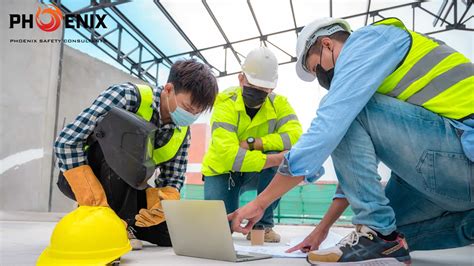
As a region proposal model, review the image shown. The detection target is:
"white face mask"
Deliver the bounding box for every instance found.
[166,91,199,126]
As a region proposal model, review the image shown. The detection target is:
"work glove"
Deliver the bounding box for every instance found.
[135,186,180,227]
[63,165,109,207]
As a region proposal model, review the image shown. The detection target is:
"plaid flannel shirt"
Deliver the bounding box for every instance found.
[53,83,190,191]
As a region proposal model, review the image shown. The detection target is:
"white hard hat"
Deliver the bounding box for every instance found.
[242,47,278,89]
[295,17,351,82]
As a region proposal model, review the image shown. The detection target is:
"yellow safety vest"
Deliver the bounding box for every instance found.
[134,84,189,165]
[201,87,303,176]
[374,18,473,120]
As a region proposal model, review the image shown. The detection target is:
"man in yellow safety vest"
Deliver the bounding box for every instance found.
[55,59,218,250]
[202,47,303,243]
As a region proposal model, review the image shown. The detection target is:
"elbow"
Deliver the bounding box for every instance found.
[53,138,63,158]
[53,133,70,161]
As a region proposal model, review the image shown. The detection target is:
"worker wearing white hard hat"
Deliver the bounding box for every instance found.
[202,47,303,243]
[295,17,351,83]
[229,16,474,265]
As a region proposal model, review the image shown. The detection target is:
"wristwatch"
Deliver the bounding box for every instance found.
[246,137,255,150]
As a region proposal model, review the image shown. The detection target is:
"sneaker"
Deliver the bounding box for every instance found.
[306,225,411,265]
[127,226,143,250]
[246,227,281,243]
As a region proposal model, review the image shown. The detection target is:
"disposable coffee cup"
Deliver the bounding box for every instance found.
[250,224,265,246]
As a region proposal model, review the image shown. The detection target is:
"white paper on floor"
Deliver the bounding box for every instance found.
[234,231,344,258]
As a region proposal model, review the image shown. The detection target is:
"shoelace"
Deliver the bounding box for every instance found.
[336,230,372,247]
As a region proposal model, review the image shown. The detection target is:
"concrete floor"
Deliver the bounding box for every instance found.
[1,211,473,265]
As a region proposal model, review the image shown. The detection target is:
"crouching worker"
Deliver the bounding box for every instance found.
[54,59,219,250]
[202,47,303,243]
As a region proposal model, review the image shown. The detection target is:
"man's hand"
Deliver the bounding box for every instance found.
[135,208,165,227]
[227,200,265,234]
[228,173,304,234]
[286,198,350,253]
[286,226,329,253]
[135,187,180,227]
[239,138,286,169]
[63,165,109,207]
[239,140,249,149]
[263,151,287,169]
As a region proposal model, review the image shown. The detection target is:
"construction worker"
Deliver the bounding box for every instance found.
[202,47,303,243]
[229,17,473,264]
[54,59,219,250]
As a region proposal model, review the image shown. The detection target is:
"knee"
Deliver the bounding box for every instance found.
[461,211,474,242]
[352,94,400,128]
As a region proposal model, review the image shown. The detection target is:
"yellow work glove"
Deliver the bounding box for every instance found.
[135,186,180,227]
[63,165,109,207]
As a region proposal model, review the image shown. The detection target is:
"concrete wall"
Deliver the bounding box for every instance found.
[50,46,143,212]
[1,0,144,212]
[1,0,62,212]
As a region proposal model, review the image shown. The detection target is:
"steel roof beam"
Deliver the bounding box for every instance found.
[201,0,242,65]
[109,6,173,66]
[247,0,266,46]
[68,0,131,15]
[154,0,220,72]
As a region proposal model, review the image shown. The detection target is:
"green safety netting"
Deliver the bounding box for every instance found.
[181,184,353,225]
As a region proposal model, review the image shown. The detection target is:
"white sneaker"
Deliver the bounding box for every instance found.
[127,226,143,250]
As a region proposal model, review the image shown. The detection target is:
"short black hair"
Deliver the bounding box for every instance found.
[307,31,351,56]
[167,59,219,112]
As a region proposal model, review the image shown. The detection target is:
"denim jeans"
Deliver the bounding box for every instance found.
[332,93,474,251]
[204,167,280,228]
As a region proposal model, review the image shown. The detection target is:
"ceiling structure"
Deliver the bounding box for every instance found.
[51,0,473,85]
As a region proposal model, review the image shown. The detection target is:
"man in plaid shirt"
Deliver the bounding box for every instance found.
[54,59,218,249]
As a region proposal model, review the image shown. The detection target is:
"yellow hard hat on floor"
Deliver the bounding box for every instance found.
[37,206,132,265]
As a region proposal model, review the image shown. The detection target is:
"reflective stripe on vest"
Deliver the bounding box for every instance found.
[374,18,473,120]
[224,90,296,171]
[134,84,189,165]
[202,86,302,176]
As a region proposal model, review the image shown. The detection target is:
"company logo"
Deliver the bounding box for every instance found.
[35,4,62,32]
[9,3,107,32]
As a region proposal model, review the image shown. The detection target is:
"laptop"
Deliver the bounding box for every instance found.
[162,200,272,262]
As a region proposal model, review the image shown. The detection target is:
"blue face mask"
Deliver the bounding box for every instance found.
[167,92,199,126]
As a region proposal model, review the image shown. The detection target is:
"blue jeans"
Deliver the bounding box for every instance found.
[204,167,280,228]
[332,93,474,250]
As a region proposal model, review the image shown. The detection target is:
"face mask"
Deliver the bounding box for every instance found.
[315,44,335,90]
[166,92,199,126]
[242,85,268,108]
